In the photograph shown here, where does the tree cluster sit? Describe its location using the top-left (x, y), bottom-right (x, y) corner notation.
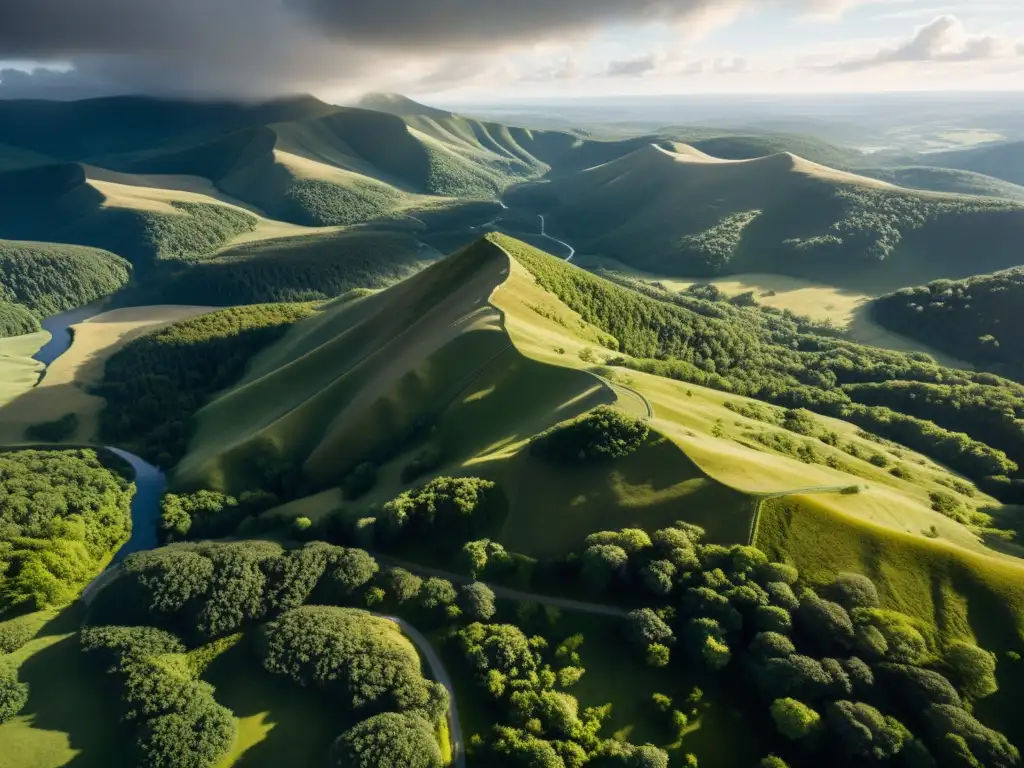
top-left (531, 406), bottom-right (650, 464)
top-left (571, 521), bottom-right (1016, 768)
top-left (97, 303), bottom-right (316, 469)
top-left (80, 625), bottom-right (236, 768)
top-left (0, 448), bottom-right (133, 613)
top-left (499, 235), bottom-right (1024, 500)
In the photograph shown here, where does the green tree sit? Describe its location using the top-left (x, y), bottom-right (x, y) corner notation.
top-left (945, 642), bottom-right (998, 700)
top-left (770, 698), bottom-right (820, 740)
top-left (0, 659), bottom-right (28, 724)
top-left (459, 582), bottom-right (497, 622)
top-left (329, 712), bottom-right (443, 768)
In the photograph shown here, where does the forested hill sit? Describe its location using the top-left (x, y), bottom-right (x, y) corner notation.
top-left (503, 144), bottom-right (1024, 290)
top-left (872, 269), bottom-right (1024, 384)
top-left (495, 234), bottom-right (1024, 501)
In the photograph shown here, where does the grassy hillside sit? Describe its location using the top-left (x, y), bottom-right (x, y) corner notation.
top-left (860, 166), bottom-right (1024, 202)
top-left (686, 134), bottom-right (868, 170)
top-left (0, 163), bottom-right (258, 269)
top-left (872, 268), bottom-right (1024, 383)
top-left (0, 240), bottom-right (130, 321)
top-left (129, 230), bottom-right (434, 306)
top-left (505, 143), bottom-right (1024, 291)
top-left (922, 140), bottom-right (1024, 186)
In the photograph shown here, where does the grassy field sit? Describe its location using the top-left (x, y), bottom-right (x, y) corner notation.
top-left (0, 331), bottom-right (48, 409)
top-left (0, 608), bottom-right (129, 768)
top-left (0, 305), bottom-right (214, 444)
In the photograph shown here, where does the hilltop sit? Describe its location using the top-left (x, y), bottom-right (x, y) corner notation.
top-left (505, 142), bottom-right (1024, 291)
top-left (921, 140), bottom-right (1024, 186)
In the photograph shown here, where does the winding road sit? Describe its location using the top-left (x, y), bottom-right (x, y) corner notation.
top-left (382, 616), bottom-right (467, 768)
top-left (538, 214), bottom-right (576, 262)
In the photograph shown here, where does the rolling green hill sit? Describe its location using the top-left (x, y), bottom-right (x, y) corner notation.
top-left (505, 142), bottom-right (1024, 290)
top-left (685, 134), bottom-right (868, 170)
top-left (0, 163), bottom-right (258, 269)
top-left (0, 239), bottom-right (130, 327)
top-left (859, 166), bottom-right (1024, 202)
top-left (130, 230), bottom-right (436, 306)
top-left (872, 268), bottom-right (1024, 383)
top-left (922, 140), bottom-right (1024, 186)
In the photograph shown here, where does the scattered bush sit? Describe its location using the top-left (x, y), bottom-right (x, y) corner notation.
top-left (0, 659), bottom-right (28, 724)
top-left (770, 698), bottom-right (820, 740)
top-left (530, 405), bottom-right (649, 463)
top-left (329, 712), bottom-right (443, 768)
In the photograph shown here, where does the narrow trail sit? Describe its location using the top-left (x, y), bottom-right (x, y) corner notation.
top-left (380, 615), bottom-right (467, 768)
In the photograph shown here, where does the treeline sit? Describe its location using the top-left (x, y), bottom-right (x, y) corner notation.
top-left (565, 522), bottom-right (1017, 768)
top-left (872, 269), bottom-right (1024, 383)
top-left (0, 449), bottom-right (133, 614)
top-left (97, 304), bottom-right (317, 468)
top-left (0, 240), bottom-right (130, 325)
top-left (130, 230), bottom-right (432, 306)
top-left (0, 301), bottom-right (38, 337)
top-left (139, 201), bottom-right (256, 263)
top-left (495, 235), bottom-right (1024, 499)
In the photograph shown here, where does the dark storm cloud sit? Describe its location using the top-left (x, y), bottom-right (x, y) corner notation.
top-left (0, 0), bottom-right (855, 98)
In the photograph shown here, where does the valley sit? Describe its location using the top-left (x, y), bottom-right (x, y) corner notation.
top-left (0, 90), bottom-right (1023, 768)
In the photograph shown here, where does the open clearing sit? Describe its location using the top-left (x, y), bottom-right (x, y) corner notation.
top-left (0, 331), bottom-right (48, 409)
top-left (0, 305), bottom-right (214, 444)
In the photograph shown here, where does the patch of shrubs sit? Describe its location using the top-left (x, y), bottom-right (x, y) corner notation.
top-left (564, 521), bottom-right (1016, 768)
top-left (0, 658), bottom-right (28, 724)
top-left (531, 405), bottom-right (649, 464)
top-left (80, 625), bottom-right (236, 768)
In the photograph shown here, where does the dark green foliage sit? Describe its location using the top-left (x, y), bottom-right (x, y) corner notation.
top-left (343, 462), bottom-right (379, 500)
top-left (0, 300), bottom-right (40, 336)
top-left (24, 413), bottom-right (79, 442)
top-left (822, 573), bottom-right (880, 611)
top-left (0, 239), bottom-right (130, 318)
top-left (751, 632), bottom-right (796, 660)
top-left (459, 539), bottom-right (513, 579)
top-left (459, 582), bottom-right (497, 621)
top-left (580, 544), bottom-right (629, 592)
top-left (122, 548), bottom-right (216, 616)
top-left (284, 178), bottom-right (404, 226)
top-left (852, 609), bottom-right (929, 665)
top-left (626, 609), bottom-right (674, 651)
top-left (378, 476), bottom-right (501, 546)
top-left (325, 548), bottom-right (380, 597)
top-left (500, 236), bottom-right (1024, 495)
top-left (80, 624), bottom-right (236, 768)
top-left (259, 605), bottom-right (447, 720)
top-left (530, 406), bottom-right (649, 463)
top-left (263, 542), bottom-right (348, 612)
top-left (138, 202), bottom-right (256, 263)
top-left (825, 700), bottom-right (910, 761)
top-left (159, 491), bottom-right (238, 541)
top-left (196, 541), bottom-right (282, 637)
top-left (382, 568), bottom-right (423, 603)
top-left (876, 664), bottom-right (962, 711)
top-left (873, 269), bottom-right (1024, 382)
top-left (683, 617), bottom-right (731, 670)
top-left (758, 655), bottom-right (833, 702)
top-left (137, 231), bottom-right (431, 306)
top-left (0, 614), bottom-right (40, 653)
top-left (0, 658), bottom-right (28, 724)
top-left (98, 303), bottom-right (316, 469)
top-left (0, 448), bottom-right (133, 613)
top-left (794, 592), bottom-right (854, 653)
top-left (770, 697), bottom-right (820, 740)
top-left (329, 712), bottom-right (443, 768)
top-left (944, 643), bottom-right (998, 700)
top-left (459, 622), bottom-right (538, 686)
top-left (925, 705), bottom-right (1020, 768)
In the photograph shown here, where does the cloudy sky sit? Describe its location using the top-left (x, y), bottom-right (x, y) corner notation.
top-left (0, 0), bottom-right (1021, 101)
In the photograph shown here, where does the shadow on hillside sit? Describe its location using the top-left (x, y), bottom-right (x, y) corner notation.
top-left (14, 611), bottom-right (130, 767)
top-left (203, 641), bottom-right (340, 767)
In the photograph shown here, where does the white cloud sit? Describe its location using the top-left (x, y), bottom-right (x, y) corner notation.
top-left (827, 14), bottom-right (1019, 71)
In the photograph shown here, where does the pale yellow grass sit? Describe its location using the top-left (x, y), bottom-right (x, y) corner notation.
top-left (0, 306), bottom-right (214, 444)
top-left (0, 331), bottom-right (48, 409)
top-left (83, 165), bottom-right (341, 247)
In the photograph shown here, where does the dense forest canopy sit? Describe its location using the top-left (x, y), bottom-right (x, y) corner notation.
top-left (872, 269), bottom-right (1024, 384)
top-left (0, 449), bottom-right (133, 614)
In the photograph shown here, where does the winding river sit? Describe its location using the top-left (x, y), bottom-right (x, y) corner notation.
top-left (27, 303), bottom-right (168, 571)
